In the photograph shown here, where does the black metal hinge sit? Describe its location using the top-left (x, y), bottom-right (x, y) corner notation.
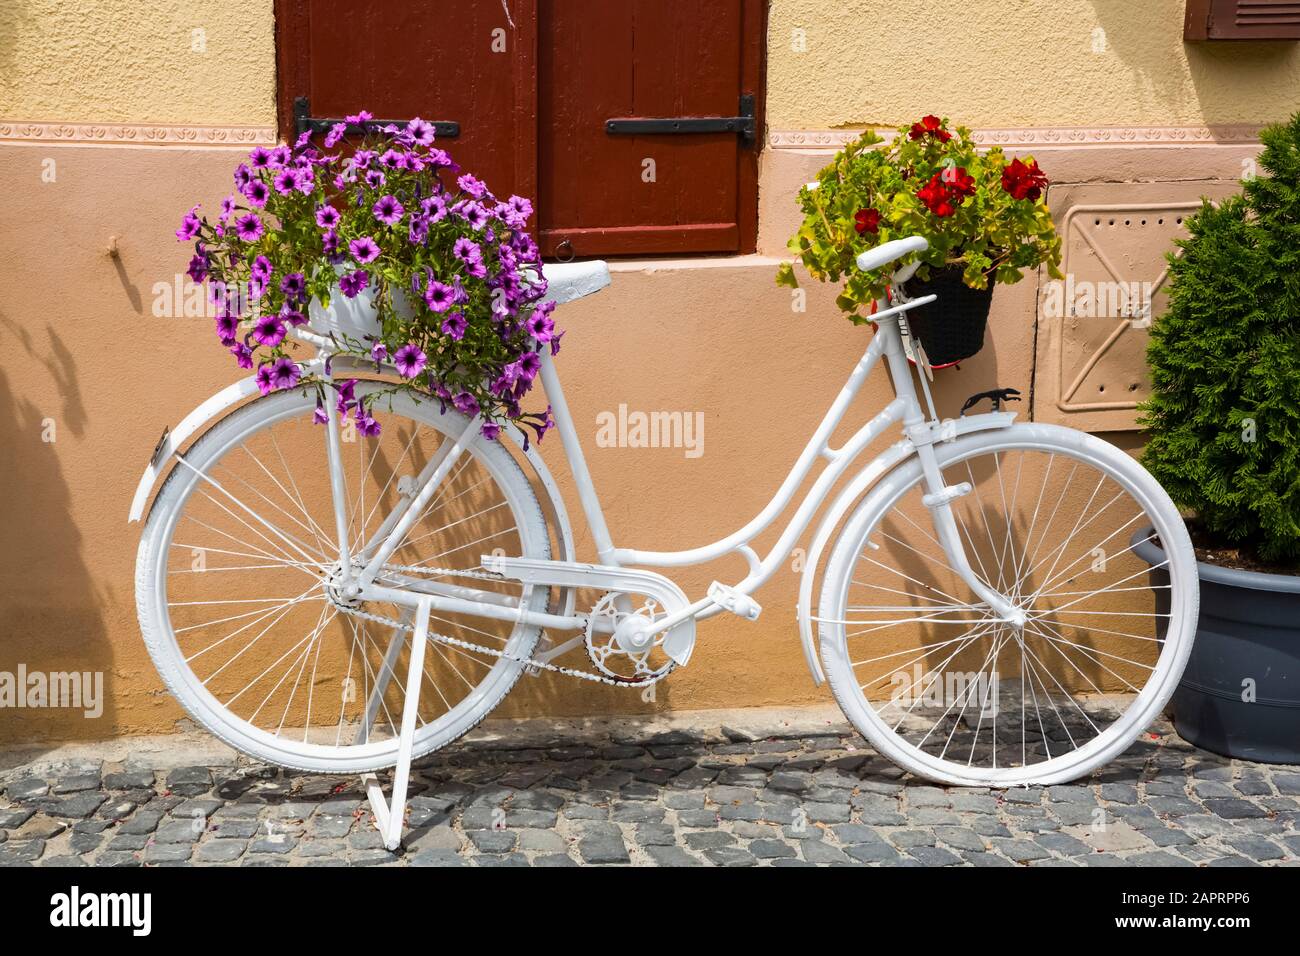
top-left (293, 97), bottom-right (460, 140)
top-left (605, 94), bottom-right (755, 144)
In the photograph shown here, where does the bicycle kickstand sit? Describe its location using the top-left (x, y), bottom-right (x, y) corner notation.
top-left (360, 595), bottom-right (432, 852)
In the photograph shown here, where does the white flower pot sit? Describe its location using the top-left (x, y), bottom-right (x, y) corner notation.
top-left (307, 281), bottom-right (413, 342)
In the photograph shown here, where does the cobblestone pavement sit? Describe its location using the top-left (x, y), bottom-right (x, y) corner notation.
top-left (3, 715), bottom-right (1299, 867)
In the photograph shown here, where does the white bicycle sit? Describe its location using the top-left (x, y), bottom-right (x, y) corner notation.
top-left (131, 235), bottom-right (1198, 812)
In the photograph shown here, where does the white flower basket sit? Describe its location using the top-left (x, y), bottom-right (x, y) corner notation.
top-left (307, 281), bottom-right (412, 343)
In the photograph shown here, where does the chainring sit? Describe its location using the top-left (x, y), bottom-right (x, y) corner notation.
top-left (584, 592), bottom-right (677, 682)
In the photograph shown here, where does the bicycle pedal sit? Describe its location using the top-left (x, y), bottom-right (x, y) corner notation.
top-left (922, 482), bottom-right (973, 508)
top-left (707, 582), bottom-right (762, 621)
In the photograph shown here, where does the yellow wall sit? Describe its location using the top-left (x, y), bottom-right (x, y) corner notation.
top-left (767, 0), bottom-right (1300, 129)
top-left (0, 0), bottom-right (275, 125)
top-left (7, 1), bottom-right (1297, 132)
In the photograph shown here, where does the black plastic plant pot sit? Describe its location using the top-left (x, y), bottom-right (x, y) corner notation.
top-left (1134, 527), bottom-right (1300, 764)
top-left (905, 267), bottom-right (994, 366)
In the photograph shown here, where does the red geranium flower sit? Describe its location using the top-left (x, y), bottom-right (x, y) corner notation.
top-left (909, 114), bottom-right (952, 143)
top-left (1001, 157), bottom-right (1048, 202)
top-left (854, 207), bottom-right (881, 234)
top-left (946, 165), bottom-right (976, 198)
top-left (916, 173), bottom-right (959, 217)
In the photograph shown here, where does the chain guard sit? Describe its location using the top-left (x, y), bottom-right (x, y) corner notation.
top-left (484, 556), bottom-right (698, 666)
top-left (339, 558), bottom-right (691, 689)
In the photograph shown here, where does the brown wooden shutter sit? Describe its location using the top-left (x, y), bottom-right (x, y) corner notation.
top-left (275, 0), bottom-right (763, 259)
top-left (536, 0), bottom-right (764, 257)
top-left (1186, 0), bottom-right (1300, 40)
top-left (275, 0), bottom-right (537, 202)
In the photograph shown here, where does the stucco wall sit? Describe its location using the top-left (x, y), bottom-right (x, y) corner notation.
top-left (8, 1), bottom-right (1296, 132)
top-left (767, 0), bottom-right (1300, 129)
top-left (0, 0), bottom-right (275, 125)
top-left (0, 0), bottom-right (1285, 742)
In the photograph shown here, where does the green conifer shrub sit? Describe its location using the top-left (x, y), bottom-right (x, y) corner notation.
top-left (1139, 113), bottom-right (1300, 564)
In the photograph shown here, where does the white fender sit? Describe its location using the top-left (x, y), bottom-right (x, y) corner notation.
top-left (126, 359), bottom-right (578, 614)
top-left (797, 411), bottom-right (1017, 685)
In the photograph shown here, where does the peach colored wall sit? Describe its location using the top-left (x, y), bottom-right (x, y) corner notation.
top-left (0, 136), bottom-right (1043, 741)
top-left (0, 0), bottom-right (1271, 742)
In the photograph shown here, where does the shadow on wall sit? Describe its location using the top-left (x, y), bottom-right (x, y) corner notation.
top-left (1086, 0), bottom-right (1298, 124)
top-left (0, 315), bottom-right (115, 751)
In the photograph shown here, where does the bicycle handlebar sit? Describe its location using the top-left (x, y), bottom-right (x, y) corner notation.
top-left (855, 235), bottom-right (929, 274)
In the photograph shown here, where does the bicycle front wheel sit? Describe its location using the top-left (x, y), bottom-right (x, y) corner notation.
top-left (818, 423), bottom-right (1198, 786)
top-left (136, 382), bottom-right (550, 774)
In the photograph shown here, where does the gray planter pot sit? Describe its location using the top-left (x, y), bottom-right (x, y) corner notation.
top-left (1134, 527), bottom-right (1300, 764)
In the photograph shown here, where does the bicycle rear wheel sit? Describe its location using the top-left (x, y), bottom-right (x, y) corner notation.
top-left (135, 382), bottom-right (549, 774)
top-left (818, 423), bottom-right (1198, 786)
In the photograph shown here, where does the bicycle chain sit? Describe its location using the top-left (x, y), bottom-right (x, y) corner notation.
top-left (336, 564), bottom-right (673, 689)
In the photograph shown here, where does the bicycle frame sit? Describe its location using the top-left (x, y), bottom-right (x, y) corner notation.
top-left (324, 290), bottom-right (1026, 647)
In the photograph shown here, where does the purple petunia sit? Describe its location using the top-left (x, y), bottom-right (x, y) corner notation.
top-left (176, 205), bottom-right (202, 242)
top-left (421, 195), bottom-right (447, 222)
top-left (424, 281), bottom-right (455, 312)
top-left (480, 421), bottom-right (501, 441)
top-left (187, 252), bottom-right (209, 283)
top-left (407, 118), bottom-right (436, 147)
top-left (441, 312), bottom-right (467, 340)
top-left (393, 343), bottom-right (427, 378)
top-left (243, 179), bottom-right (270, 208)
top-left (324, 122), bottom-right (348, 149)
top-left (234, 213), bottom-right (264, 242)
top-left (281, 308), bottom-right (307, 327)
top-left (273, 168), bottom-right (300, 195)
top-left (453, 391), bottom-right (480, 416)
top-left (457, 174), bottom-right (488, 199)
top-left (248, 147), bottom-right (274, 169)
top-left (407, 215), bottom-right (429, 244)
top-left (349, 237), bottom-right (380, 264)
top-left (338, 269), bottom-right (369, 298)
top-left (280, 272), bottom-right (306, 299)
top-left (255, 363), bottom-right (275, 395)
top-left (334, 377), bottom-right (358, 414)
top-left (456, 201), bottom-right (489, 230)
top-left (270, 357), bottom-right (300, 390)
top-left (372, 194), bottom-right (404, 226)
top-left (354, 404), bottom-right (382, 437)
top-left (252, 314), bottom-right (286, 347)
top-left (251, 255), bottom-right (273, 279)
top-left (230, 342), bottom-right (254, 369)
top-left (517, 350), bottom-right (542, 380)
top-left (453, 237), bottom-right (481, 264)
top-left (527, 311), bottom-right (554, 344)
top-left (315, 204), bottom-right (340, 228)
top-left (215, 313), bottom-right (239, 343)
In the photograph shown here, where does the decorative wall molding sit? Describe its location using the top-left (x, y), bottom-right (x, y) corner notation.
top-left (0, 120), bottom-right (277, 146)
top-left (767, 124), bottom-right (1264, 150)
